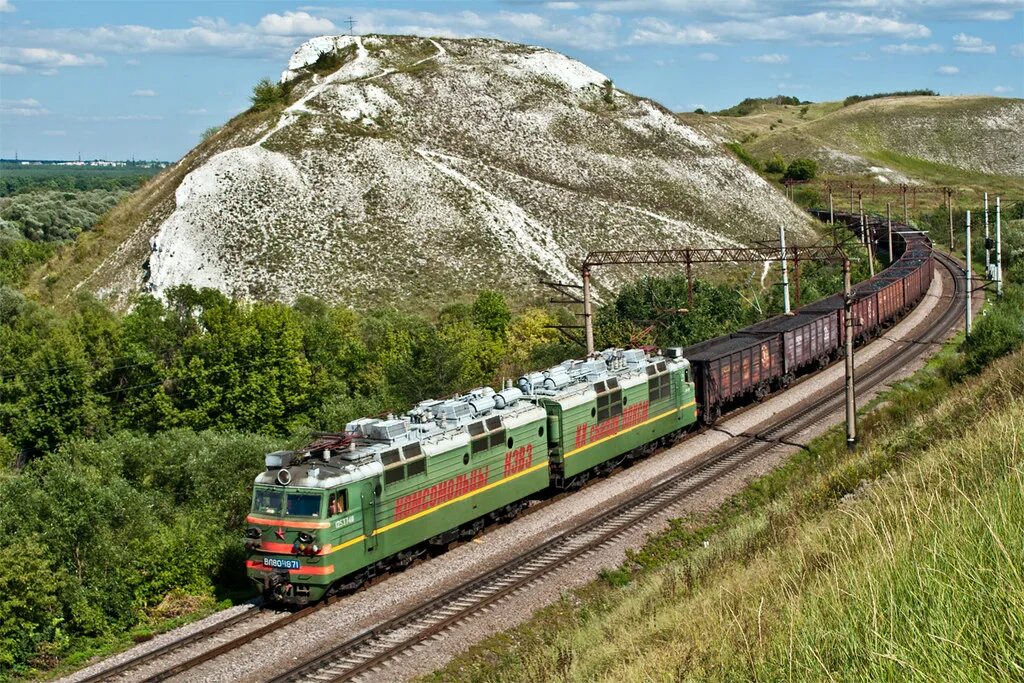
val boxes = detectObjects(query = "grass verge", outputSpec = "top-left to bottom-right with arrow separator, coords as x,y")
426,329 -> 1024,682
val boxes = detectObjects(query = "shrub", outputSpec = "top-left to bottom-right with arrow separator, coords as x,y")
200,126 -> 222,142
250,79 -> 286,111
602,79 -> 615,106
764,153 -> 786,174
783,158 -> 818,182
725,142 -> 762,171
843,89 -> 937,107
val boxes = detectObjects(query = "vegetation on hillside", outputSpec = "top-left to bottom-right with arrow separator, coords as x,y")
0,168 -> 147,287
428,269 -> 1024,683
715,95 -> 808,117
843,89 -> 938,107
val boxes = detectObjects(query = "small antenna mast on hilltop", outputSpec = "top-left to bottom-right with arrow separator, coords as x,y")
346,16 -> 356,35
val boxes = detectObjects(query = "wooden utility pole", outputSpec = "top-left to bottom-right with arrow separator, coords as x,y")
984,192 -> 991,272
858,192 -> 865,244
887,202 -> 893,265
901,184 -> 909,226
582,267 -> 594,355
946,188 -> 955,250
829,190 -> 834,224
844,258 -> 857,450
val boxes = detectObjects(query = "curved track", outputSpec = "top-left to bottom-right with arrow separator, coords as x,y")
259,250 -> 966,683
75,236 -> 966,683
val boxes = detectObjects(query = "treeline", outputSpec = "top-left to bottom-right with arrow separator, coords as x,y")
843,89 -> 937,107
0,274 -> 779,673
1,189 -> 129,243
714,95 -> 808,117
0,165 -> 158,197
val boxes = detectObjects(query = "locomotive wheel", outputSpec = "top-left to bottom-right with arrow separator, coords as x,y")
702,404 -> 721,426
780,372 -> 795,388
816,354 -> 829,370
754,382 -> 769,402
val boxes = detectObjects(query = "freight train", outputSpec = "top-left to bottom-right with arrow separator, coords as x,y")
245,213 -> 933,604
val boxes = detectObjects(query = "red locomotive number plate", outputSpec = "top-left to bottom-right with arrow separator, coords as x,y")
504,443 -> 533,477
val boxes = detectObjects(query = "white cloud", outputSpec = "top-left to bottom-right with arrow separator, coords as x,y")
850,52 -> 872,60
0,46 -> 105,68
630,17 -> 716,44
993,85 -> 1014,93
629,11 -> 930,45
0,62 -> 26,74
132,89 -> 157,97
186,108 -> 209,115
0,0 -> 14,13
695,51 -> 719,61
881,43 -> 943,54
746,53 -> 788,63
612,53 -> 634,61
0,98 -> 48,116
257,11 -> 335,36
953,33 -> 996,54
42,130 -> 66,136
545,2 -> 580,9
126,58 -> 141,66
937,65 -> 960,75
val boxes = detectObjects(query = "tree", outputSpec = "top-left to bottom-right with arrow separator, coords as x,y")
250,79 -> 286,111
783,158 -> 818,182
471,290 -> 511,338
764,153 -> 786,174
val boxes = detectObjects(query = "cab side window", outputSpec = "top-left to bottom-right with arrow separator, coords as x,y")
329,490 -> 348,516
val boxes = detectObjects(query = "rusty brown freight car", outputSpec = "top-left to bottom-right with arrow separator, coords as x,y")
683,333 -> 783,424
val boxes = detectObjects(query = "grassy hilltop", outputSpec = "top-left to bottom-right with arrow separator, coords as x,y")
682,94 -> 1024,197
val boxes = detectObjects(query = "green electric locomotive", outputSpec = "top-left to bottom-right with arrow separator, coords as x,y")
245,347 -> 696,604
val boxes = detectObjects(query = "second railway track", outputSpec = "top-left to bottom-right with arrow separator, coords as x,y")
260,250 -> 966,683
74,248 -> 966,683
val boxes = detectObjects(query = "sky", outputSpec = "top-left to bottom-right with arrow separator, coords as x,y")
1,0 -> 1022,161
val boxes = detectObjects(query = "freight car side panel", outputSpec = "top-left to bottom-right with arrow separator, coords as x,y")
692,335 -> 782,408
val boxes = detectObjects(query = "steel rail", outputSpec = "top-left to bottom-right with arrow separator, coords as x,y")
77,228 -> 963,683
264,250 -> 965,683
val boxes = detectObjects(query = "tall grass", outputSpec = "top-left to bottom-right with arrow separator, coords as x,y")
428,349 -> 1024,683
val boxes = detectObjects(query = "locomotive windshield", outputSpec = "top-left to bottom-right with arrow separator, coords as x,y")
252,488 -> 282,514
286,493 -> 323,517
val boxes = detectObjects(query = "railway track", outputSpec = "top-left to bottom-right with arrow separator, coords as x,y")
74,249 -> 965,683
259,250 -> 966,683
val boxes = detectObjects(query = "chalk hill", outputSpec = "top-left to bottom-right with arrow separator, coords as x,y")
47,35 -> 816,308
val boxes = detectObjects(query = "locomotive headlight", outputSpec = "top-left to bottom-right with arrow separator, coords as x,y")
246,527 -> 262,539
297,531 -> 315,544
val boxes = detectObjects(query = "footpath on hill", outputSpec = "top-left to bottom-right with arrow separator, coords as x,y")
428,320 -> 1024,681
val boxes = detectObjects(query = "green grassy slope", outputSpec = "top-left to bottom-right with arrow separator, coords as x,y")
427,337 -> 1024,682
683,95 -> 1024,197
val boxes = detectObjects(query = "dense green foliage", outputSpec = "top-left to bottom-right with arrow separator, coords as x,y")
782,157 -> 818,182
723,142 -> 761,171
843,89 -> 938,107
0,164 -> 159,197
1,189 -> 129,242
763,153 -> 786,174
0,285 -> 566,675
250,78 -> 288,111
714,95 -> 807,117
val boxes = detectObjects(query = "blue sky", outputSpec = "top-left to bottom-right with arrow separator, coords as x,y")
1,0 -> 1022,160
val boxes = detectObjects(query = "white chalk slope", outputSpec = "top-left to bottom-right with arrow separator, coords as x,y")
140,35 -> 815,305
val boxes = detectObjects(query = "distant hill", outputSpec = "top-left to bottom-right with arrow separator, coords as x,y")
32,34 -> 815,310
684,95 -> 1024,189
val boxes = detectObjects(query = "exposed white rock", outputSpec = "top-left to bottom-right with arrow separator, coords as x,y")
133,34 -> 819,307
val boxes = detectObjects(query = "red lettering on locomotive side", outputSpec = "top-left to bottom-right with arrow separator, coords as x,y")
393,465 -> 490,522
503,443 -> 534,478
